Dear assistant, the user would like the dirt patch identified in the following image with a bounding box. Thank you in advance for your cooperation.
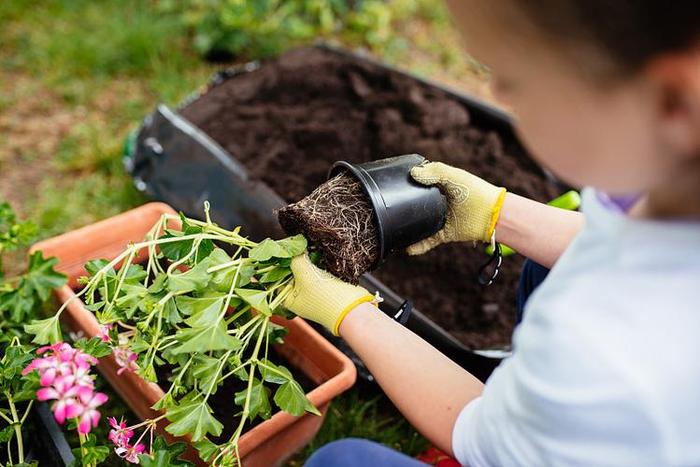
[0,73,75,209]
[181,47,560,349]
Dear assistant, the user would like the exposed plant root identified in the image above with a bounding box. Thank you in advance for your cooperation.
[278,173,379,283]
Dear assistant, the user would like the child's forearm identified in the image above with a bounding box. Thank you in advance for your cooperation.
[496,192,584,268]
[339,302,484,456]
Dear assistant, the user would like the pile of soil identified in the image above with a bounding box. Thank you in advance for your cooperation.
[181,47,560,349]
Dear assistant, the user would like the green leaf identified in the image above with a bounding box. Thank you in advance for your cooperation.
[0,201,37,252]
[84,259,111,277]
[177,295,226,328]
[159,223,215,265]
[274,380,320,417]
[259,266,291,284]
[276,235,307,257]
[163,299,183,325]
[83,260,145,300]
[193,439,218,463]
[235,378,271,420]
[248,238,287,262]
[139,436,193,467]
[24,251,68,302]
[191,354,223,394]
[235,288,271,316]
[70,434,110,466]
[259,358,292,384]
[208,249,254,292]
[24,315,61,344]
[148,273,167,294]
[73,337,112,358]
[248,235,306,262]
[165,399,223,441]
[0,425,15,442]
[115,283,148,318]
[0,286,34,323]
[166,258,212,294]
[173,322,241,354]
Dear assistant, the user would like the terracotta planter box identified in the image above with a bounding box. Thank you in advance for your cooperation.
[31,202,357,466]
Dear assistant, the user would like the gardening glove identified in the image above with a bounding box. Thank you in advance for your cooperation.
[408,162,506,255]
[285,254,376,336]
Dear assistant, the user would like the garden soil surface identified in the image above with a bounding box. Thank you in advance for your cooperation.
[181,47,560,349]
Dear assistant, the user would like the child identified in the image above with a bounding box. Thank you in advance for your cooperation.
[288,1,700,465]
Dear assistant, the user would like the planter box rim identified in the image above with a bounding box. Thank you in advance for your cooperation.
[31,202,356,465]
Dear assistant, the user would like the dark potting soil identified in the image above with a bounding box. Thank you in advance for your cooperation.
[156,348,316,445]
[180,47,561,349]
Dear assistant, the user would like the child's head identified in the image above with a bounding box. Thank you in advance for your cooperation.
[447,1,700,200]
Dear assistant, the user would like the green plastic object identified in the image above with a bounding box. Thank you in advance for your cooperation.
[485,190,581,257]
[548,190,582,211]
[123,129,138,159]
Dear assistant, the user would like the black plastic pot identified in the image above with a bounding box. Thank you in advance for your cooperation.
[0,402,75,466]
[124,44,557,381]
[330,154,447,268]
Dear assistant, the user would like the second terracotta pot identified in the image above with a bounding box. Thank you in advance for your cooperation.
[32,202,357,466]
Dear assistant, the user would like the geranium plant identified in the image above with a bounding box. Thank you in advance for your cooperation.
[22,340,112,466]
[26,203,320,465]
[0,200,112,466]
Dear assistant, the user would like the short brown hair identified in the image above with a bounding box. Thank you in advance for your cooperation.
[501,0,700,77]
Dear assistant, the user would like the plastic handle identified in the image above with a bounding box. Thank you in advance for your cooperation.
[548,190,582,211]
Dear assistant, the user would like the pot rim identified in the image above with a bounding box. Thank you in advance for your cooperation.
[32,202,357,461]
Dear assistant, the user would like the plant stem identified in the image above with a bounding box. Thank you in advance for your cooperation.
[7,392,24,464]
[215,316,270,466]
[203,350,232,400]
[19,400,33,425]
[77,426,93,467]
[0,408,13,424]
[126,413,168,431]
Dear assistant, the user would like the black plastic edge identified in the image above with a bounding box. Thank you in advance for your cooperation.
[329,160,387,267]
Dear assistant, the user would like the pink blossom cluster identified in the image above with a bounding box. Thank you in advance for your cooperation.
[109,417,146,464]
[98,324,139,376]
[113,346,139,375]
[23,342,108,434]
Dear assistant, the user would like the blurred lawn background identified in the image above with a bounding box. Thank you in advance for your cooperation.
[0,0,491,462]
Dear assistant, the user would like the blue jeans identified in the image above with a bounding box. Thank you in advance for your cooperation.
[305,439,427,467]
[515,259,550,325]
[304,260,550,467]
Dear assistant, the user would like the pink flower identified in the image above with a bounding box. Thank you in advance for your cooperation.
[113,347,138,375]
[76,387,108,434]
[36,342,68,355]
[116,442,145,464]
[37,381,83,424]
[108,417,134,448]
[108,417,161,464]
[23,342,107,434]
[98,324,113,343]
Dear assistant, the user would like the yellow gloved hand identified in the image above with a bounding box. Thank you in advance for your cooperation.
[285,254,376,336]
[408,162,507,255]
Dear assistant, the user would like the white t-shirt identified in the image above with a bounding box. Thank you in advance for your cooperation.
[452,188,700,467]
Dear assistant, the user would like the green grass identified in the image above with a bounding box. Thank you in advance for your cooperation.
[1,0,209,105]
[0,0,478,462]
[1,0,214,237]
